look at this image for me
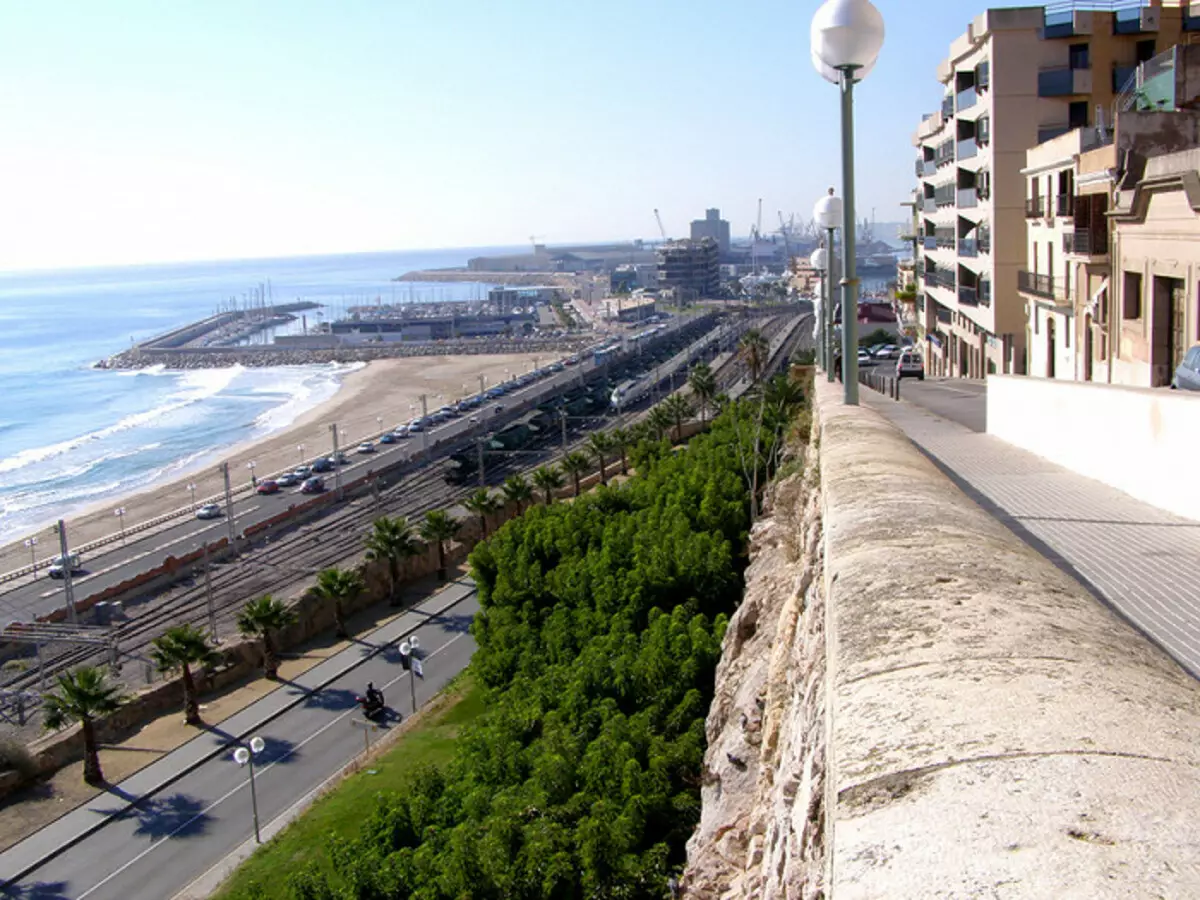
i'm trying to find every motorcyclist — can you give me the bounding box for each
[365,682,384,710]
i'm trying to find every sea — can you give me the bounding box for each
[0,248,514,543]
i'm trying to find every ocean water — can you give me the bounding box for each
[0,248,513,542]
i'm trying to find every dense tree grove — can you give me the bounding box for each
[267,384,804,900]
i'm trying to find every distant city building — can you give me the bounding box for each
[599,295,657,323]
[331,312,536,342]
[611,263,659,293]
[487,285,561,312]
[656,237,719,301]
[690,208,731,255]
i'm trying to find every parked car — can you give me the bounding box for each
[896,351,925,381]
[356,441,376,454]
[312,457,334,473]
[255,479,280,495]
[276,472,302,487]
[1172,344,1200,391]
[408,418,425,432]
[856,349,876,367]
[293,465,312,479]
[392,425,410,438]
[48,554,83,579]
[873,345,899,360]
[196,503,222,520]
[332,451,350,465]
[379,432,396,444]
[301,476,325,494]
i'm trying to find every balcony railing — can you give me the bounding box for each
[979,280,991,306]
[1114,6,1154,34]
[1113,63,1138,93]
[958,286,978,306]
[1025,197,1045,218]
[1038,65,1090,97]
[956,138,978,160]
[922,159,938,176]
[978,229,991,253]
[935,231,956,249]
[956,87,978,111]
[941,95,955,117]
[1018,270,1056,299]
[958,237,978,257]
[926,269,956,290]
[935,305,953,324]
[957,188,979,208]
[1056,193,1074,217]
[1063,228,1108,256]
[923,235,938,250]
[1038,124,1071,144]
[923,198,938,213]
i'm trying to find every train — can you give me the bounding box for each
[610,377,653,411]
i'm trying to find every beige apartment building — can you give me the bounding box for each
[912,0,1187,378]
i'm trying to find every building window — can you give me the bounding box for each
[976,60,990,90]
[1123,271,1143,319]
[977,115,990,144]
[1069,43,1090,70]
[1069,101,1088,129]
[1137,39,1156,63]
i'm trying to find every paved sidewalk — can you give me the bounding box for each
[0,578,476,887]
[864,393,1200,679]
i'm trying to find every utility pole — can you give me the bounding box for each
[330,423,343,500]
[202,541,217,639]
[55,519,77,624]
[220,463,237,555]
[561,410,568,450]
[478,374,486,395]
[477,439,486,487]
[420,394,429,453]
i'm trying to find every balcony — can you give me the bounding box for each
[1113,63,1138,93]
[958,237,978,258]
[1114,6,1159,35]
[956,138,978,160]
[1063,228,1108,257]
[941,95,955,118]
[956,87,978,111]
[923,235,938,251]
[1043,9,1090,39]
[1038,123,1071,144]
[1056,193,1074,217]
[1025,197,1045,218]
[979,280,992,306]
[935,304,953,325]
[1018,270,1056,299]
[978,229,991,254]
[958,286,978,306]
[957,188,979,208]
[923,198,938,214]
[1038,65,1092,97]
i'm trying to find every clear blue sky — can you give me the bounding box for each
[0,0,1011,271]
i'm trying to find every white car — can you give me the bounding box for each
[356,441,376,454]
[196,503,222,520]
[48,554,83,579]
[896,351,925,381]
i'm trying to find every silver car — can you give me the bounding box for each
[1172,344,1200,391]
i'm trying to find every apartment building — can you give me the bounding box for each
[656,237,719,299]
[911,1,1186,378]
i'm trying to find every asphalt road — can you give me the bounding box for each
[0,314,730,625]
[896,378,987,433]
[11,591,480,900]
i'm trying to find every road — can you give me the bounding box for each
[0,313,734,626]
[10,591,480,900]
[895,377,987,432]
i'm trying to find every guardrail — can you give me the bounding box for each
[858,366,901,401]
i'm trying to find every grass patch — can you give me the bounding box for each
[213,672,485,900]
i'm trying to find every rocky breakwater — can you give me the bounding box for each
[96,336,590,370]
[683,379,1200,898]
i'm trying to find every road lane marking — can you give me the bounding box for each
[73,631,468,900]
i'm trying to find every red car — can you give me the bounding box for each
[255,479,280,495]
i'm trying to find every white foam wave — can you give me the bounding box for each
[0,367,244,475]
[116,363,168,377]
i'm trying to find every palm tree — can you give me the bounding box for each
[151,625,219,726]
[609,428,632,476]
[237,595,298,679]
[586,432,613,486]
[560,451,591,497]
[312,567,364,639]
[420,509,462,581]
[43,667,126,785]
[661,393,695,442]
[688,363,718,423]
[463,488,502,539]
[364,515,422,607]
[532,465,564,506]
[502,473,534,514]
[647,406,673,442]
[739,329,769,382]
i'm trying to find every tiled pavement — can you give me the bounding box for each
[863,392,1200,679]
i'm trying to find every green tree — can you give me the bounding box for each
[661,393,695,442]
[463,488,502,539]
[739,328,769,381]
[236,595,297,679]
[43,667,126,785]
[647,406,673,442]
[312,567,364,639]
[688,362,717,423]
[501,473,534,514]
[532,465,564,506]
[586,432,613,486]
[364,515,422,607]
[150,624,219,726]
[609,427,632,475]
[560,451,591,497]
[420,509,462,581]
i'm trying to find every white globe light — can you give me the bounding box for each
[811,0,885,84]
[409,636,420,650]
[400,640,411,655]
[233,747,250,765]
[249,736,265,754]
[810,247,828,271]
[814,193,844,230]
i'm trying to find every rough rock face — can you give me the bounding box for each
[680,423,827,899]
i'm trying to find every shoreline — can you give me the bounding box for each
[0,352,551,576]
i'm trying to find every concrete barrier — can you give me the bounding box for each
[987,374,1200,520]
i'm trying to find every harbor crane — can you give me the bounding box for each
[777,210,793,262]
[653,209,667,241]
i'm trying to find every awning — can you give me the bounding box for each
[1087,277,1109,317]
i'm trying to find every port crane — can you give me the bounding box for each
[777,210,793,263]
[653,209,667,242]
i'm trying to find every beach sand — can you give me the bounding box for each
[0,353,550,576]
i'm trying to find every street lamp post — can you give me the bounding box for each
[23,537,37,576]
[814,191,842,385]
[247,460,257,488]
[809,246,828,372]
[399,637,422,715]
[232,735,266,843]
[113,507,127,545]
[187,482,197,510]
[297,444,305,466]
[812,0,885,405]
[376,416,383,437]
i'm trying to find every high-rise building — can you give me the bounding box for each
[656,237,720,300]
[690,209,731,255]
[911,1,1185,378]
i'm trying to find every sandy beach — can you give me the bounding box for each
[0,352,549,576]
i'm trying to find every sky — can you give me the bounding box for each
[0,0,1009,272]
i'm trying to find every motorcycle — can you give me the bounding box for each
[355,690,387,721]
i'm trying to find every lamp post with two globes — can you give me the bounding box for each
[811,0,885,405]
[233,735,266,844]
[809,245,828,373]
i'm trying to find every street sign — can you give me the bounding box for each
[412,658,424,678]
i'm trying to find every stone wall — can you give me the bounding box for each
[683,379,1200,897]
